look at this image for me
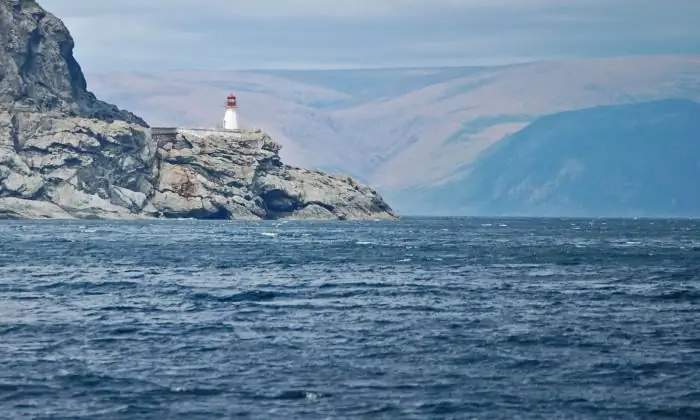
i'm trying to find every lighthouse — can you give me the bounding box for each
[222,93,239,130]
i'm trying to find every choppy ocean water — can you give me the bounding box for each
[0,217,699,419]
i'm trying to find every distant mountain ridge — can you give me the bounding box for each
[85,57,700,185]
[83,56,700,215]
[416,99,700,217]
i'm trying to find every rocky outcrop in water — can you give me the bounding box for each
[151,129,396,220]
[0,0,397,220]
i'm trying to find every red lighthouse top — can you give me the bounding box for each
[226,93,237,108]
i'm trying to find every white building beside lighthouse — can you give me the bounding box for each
[222,93,239,131]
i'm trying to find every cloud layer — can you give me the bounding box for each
[39,0,700,71]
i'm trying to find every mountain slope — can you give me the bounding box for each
[84,56,700,195]
[427,99,700,217]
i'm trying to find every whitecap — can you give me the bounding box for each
[527,268,557,277]
[304,392,321,400]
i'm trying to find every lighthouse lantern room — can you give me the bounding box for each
[223,93,239,130]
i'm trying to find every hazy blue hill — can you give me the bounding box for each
[434,99,700,217]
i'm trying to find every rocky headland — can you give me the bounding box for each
[0,0,397,220]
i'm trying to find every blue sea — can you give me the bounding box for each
[1,217,699,419]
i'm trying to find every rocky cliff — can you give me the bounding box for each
[148,128,396,220]
[0,0,397,220]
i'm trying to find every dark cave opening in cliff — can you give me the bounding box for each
[261,189,301,214]
[163,206,232,220]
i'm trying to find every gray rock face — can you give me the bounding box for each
[0,111,157,219]
[151,129,396,220]
[0,0,145,124]
[0,0,397,220]
[0,121,398,220]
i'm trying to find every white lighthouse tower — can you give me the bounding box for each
[222,93,239,131]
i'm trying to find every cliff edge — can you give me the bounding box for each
[0,0,397,220]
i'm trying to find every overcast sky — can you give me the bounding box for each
[39,0,700,71]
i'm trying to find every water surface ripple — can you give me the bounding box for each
[1,218,699,419]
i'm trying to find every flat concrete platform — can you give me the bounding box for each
[151,127,243,135]
[151,126,244,142]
